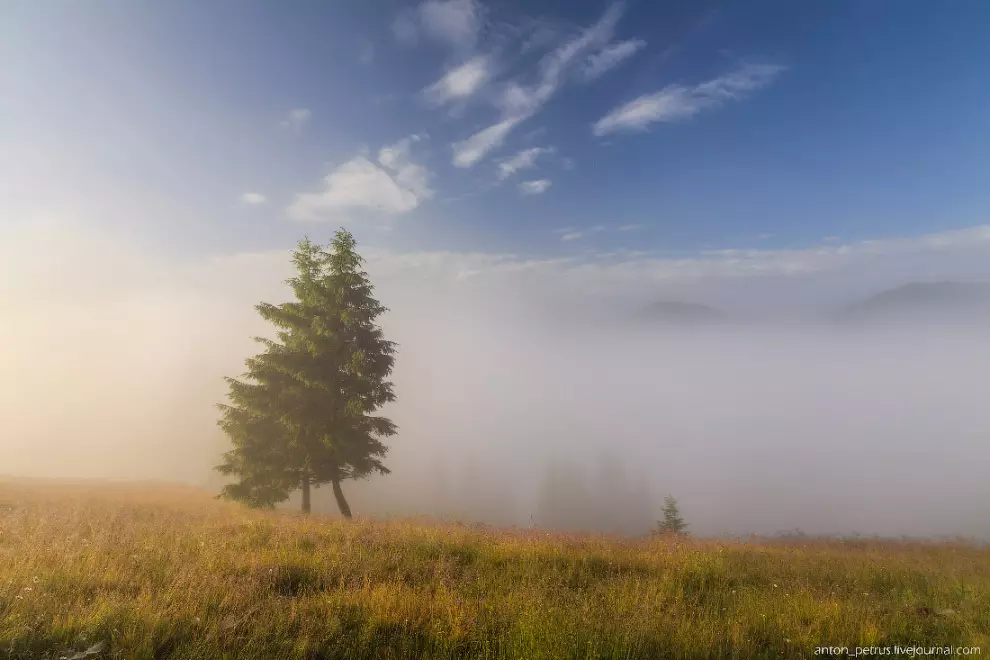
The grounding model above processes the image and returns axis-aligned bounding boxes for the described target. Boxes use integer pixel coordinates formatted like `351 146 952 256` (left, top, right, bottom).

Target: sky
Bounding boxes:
3 1 990 537
4 0 990 273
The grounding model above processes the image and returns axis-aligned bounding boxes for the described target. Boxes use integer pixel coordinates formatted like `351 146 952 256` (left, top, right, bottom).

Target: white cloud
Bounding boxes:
394 224 990 292
17 219 990 305
394 0 482 49
377 133 426 169
497 146 554 180
286 135 432 221
595 87 699 134
423 56 491 105
418 0 483 48
377 134 431 201
520 2 624 111
558 224 607 241
495 82 534 116
592 63 785 136
279 108 312 133
519 179 552 196
452 118 520 168
287 158 418 220
618 224 643 231
240 192 266 205
581 38 646 81
10 216 990 328
451 2 625 167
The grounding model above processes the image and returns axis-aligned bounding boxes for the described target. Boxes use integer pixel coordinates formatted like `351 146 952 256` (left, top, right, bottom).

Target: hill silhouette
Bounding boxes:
836 281 990 323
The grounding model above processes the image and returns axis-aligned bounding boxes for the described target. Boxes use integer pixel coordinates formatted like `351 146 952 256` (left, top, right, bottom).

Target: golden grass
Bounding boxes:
1 478 987 659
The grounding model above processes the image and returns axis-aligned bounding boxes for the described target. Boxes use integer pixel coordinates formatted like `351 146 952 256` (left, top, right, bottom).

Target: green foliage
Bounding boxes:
658 494 688 534
216 230 397 515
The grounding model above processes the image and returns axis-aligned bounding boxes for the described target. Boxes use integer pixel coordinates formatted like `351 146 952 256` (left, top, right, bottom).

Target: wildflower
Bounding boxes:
32 576 39 583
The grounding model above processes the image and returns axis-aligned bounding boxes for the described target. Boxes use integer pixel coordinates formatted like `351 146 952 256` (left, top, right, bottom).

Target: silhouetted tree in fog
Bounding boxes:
216 230 397 517
657 494 688 534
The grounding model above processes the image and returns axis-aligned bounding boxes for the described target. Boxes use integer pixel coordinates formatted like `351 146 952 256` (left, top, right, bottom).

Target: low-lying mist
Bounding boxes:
3 228 989 540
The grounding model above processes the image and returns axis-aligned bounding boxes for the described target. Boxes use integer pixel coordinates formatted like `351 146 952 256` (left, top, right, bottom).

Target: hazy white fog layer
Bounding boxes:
2 225 989 539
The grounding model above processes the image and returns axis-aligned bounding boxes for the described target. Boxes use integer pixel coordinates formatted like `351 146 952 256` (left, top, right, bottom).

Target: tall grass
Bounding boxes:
1 479 987 659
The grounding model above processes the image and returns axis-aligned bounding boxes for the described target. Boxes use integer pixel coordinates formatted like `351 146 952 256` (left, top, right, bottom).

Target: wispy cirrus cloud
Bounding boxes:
518 179 552 196
423 55 492 106
559 224 647 242
497 146 555 180
423 223 990 293
556 224 607 241
592 63 785 136
581 38 646 81
452 118 519 168
286 135 432 221
279 108 311 133
12 219 990 312
452 2 627 168
240 192 266 205
420 0 483 48
394 0 484 50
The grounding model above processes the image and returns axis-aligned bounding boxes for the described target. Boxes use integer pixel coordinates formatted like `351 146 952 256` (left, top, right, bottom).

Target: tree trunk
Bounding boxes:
331 478 352 519
301 473 311 514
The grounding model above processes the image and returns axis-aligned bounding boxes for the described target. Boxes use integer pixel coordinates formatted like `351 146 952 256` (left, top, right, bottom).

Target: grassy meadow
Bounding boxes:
0 479 987 659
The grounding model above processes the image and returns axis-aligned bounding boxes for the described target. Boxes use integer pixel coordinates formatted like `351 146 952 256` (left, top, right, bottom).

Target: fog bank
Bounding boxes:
2 227 989 539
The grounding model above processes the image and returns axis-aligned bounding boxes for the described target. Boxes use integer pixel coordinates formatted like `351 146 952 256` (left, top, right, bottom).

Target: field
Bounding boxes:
0 479 987 659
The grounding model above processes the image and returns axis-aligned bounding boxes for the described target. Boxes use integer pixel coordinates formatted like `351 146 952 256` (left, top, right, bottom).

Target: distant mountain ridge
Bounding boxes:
636 301 724 325
636 282 990 326
835 281 990 323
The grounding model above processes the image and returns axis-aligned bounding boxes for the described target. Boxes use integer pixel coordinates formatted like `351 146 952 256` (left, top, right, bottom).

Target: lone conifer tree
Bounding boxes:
657 494 687 534
216 230 396 517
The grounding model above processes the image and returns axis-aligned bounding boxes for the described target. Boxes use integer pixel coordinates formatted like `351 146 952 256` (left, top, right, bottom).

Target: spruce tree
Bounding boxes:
216 230 397 517
657 494 687 534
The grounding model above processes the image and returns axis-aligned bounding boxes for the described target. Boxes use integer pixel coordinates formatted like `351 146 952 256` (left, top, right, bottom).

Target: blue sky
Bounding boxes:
3 0 990 294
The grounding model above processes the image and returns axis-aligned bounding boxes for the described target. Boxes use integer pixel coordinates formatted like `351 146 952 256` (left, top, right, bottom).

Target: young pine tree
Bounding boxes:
216 230 397 517
657 494 688 534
